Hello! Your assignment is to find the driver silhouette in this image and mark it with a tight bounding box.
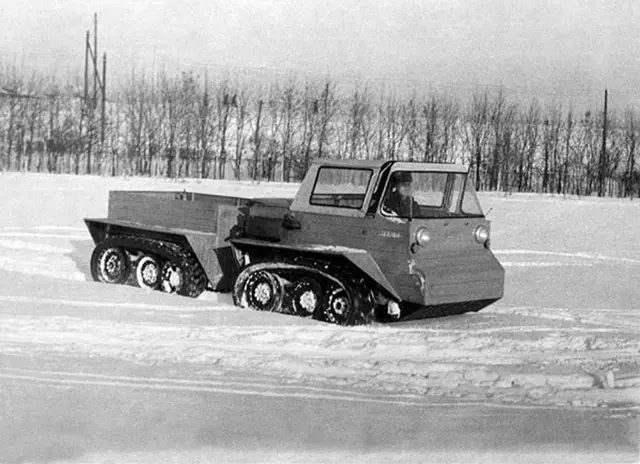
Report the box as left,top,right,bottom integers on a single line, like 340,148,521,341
383,172,420,217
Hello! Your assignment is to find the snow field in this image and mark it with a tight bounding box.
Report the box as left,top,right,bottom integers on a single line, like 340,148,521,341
0,173,639,411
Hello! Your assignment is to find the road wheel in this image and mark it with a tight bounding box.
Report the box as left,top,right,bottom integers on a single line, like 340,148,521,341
236,268,283,312
91,241,131,285
290,278,322,318
135,254,161,290
323,284,356,325
160,261,185,294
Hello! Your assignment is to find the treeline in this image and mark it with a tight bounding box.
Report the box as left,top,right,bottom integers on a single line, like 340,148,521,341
0,66,638,197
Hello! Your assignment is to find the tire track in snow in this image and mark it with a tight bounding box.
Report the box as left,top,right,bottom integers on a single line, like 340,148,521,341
0,367,612,411
0,295,236,313
501,261,593,268
0,256,87,281
0,239,74,254
1,226,87,232
33,226,87,231
0,232,88,240
0,296,629,334
494,249,640,265
0,367,380,398
0,368,449,408
0,226,90,280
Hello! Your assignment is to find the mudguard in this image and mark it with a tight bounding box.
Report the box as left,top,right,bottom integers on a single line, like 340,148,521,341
230,237,401,300
84,218,238,290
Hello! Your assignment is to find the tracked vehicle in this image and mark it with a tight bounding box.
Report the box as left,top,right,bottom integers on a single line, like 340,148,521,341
85,159,504,325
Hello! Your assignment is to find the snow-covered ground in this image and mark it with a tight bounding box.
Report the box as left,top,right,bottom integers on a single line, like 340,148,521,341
0,172,638,463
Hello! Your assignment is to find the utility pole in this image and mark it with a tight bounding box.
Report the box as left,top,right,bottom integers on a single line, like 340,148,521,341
598,89,608,197
82,13,107,175
93,13,98,107
101,52,107,151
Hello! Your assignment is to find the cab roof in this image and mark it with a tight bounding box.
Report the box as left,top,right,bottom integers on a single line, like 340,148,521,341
311,158,469,173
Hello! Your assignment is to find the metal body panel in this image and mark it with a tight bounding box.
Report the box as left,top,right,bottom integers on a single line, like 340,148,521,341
407,218,504,304
107,190,253,233
276,212,504,305
85,212,238,290
230,237,401,300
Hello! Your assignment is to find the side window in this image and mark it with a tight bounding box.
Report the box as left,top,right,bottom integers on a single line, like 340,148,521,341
461,176,484,216
310,167,372,209
447,174,465,213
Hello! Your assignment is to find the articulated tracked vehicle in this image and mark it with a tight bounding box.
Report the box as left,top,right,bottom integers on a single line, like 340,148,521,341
85,159,504,325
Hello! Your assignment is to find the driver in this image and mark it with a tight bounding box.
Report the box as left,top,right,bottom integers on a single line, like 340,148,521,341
383,171,420,217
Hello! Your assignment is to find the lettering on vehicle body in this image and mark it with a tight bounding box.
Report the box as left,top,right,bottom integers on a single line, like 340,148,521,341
379,230,402,239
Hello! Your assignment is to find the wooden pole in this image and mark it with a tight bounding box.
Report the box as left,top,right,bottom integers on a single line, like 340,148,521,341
101,52,106,147
93,13,98,107
599,89,608,197
84,31,89,103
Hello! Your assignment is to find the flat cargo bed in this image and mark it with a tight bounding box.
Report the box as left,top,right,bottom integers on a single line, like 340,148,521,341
107,190,292,233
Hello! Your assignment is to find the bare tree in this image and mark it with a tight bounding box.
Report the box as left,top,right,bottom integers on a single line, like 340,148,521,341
518,98,541,191
250,97,264,180
439,95,459,163
194,78,214,179
298,82,319,178
216,80,235,179
316,79,338,160
422,94,439,162
231,87,250,180
541,104,562,193
487,89,507,191
404,96,420,161
177,71,199,177
464,89,490,190
2,69,24,170
279,79,299,181
346,83,370,160
123,72,147,175
558,108,574,194
263,83,283,181
622,108,638,197
158,73,180,178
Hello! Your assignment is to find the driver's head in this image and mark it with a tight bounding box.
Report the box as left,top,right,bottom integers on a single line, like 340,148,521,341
392,172,413,198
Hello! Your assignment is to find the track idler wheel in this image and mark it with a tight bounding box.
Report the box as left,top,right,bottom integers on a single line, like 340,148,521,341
160,261,186,294
323,283,357,325
91,240,131,284
234,266,284,313
135,254,161,290
290,278,322,318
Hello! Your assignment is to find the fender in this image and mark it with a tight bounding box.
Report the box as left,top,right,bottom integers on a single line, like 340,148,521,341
84,218,236,289
230,237,401,301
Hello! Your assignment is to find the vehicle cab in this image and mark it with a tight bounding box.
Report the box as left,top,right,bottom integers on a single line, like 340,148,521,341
284,159,504,318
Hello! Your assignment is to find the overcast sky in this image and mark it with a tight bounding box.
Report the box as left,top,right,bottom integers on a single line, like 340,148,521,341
1,0,639,108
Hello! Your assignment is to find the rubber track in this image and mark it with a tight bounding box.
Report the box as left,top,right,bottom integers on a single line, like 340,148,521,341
243,256,377,325
287,254,377,324
113,235,207,298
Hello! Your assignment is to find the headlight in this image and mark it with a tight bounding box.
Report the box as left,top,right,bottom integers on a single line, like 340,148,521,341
474,225,489,245
415,227,431,246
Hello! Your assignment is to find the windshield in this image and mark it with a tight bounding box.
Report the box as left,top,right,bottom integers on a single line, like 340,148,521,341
381,171,484,219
